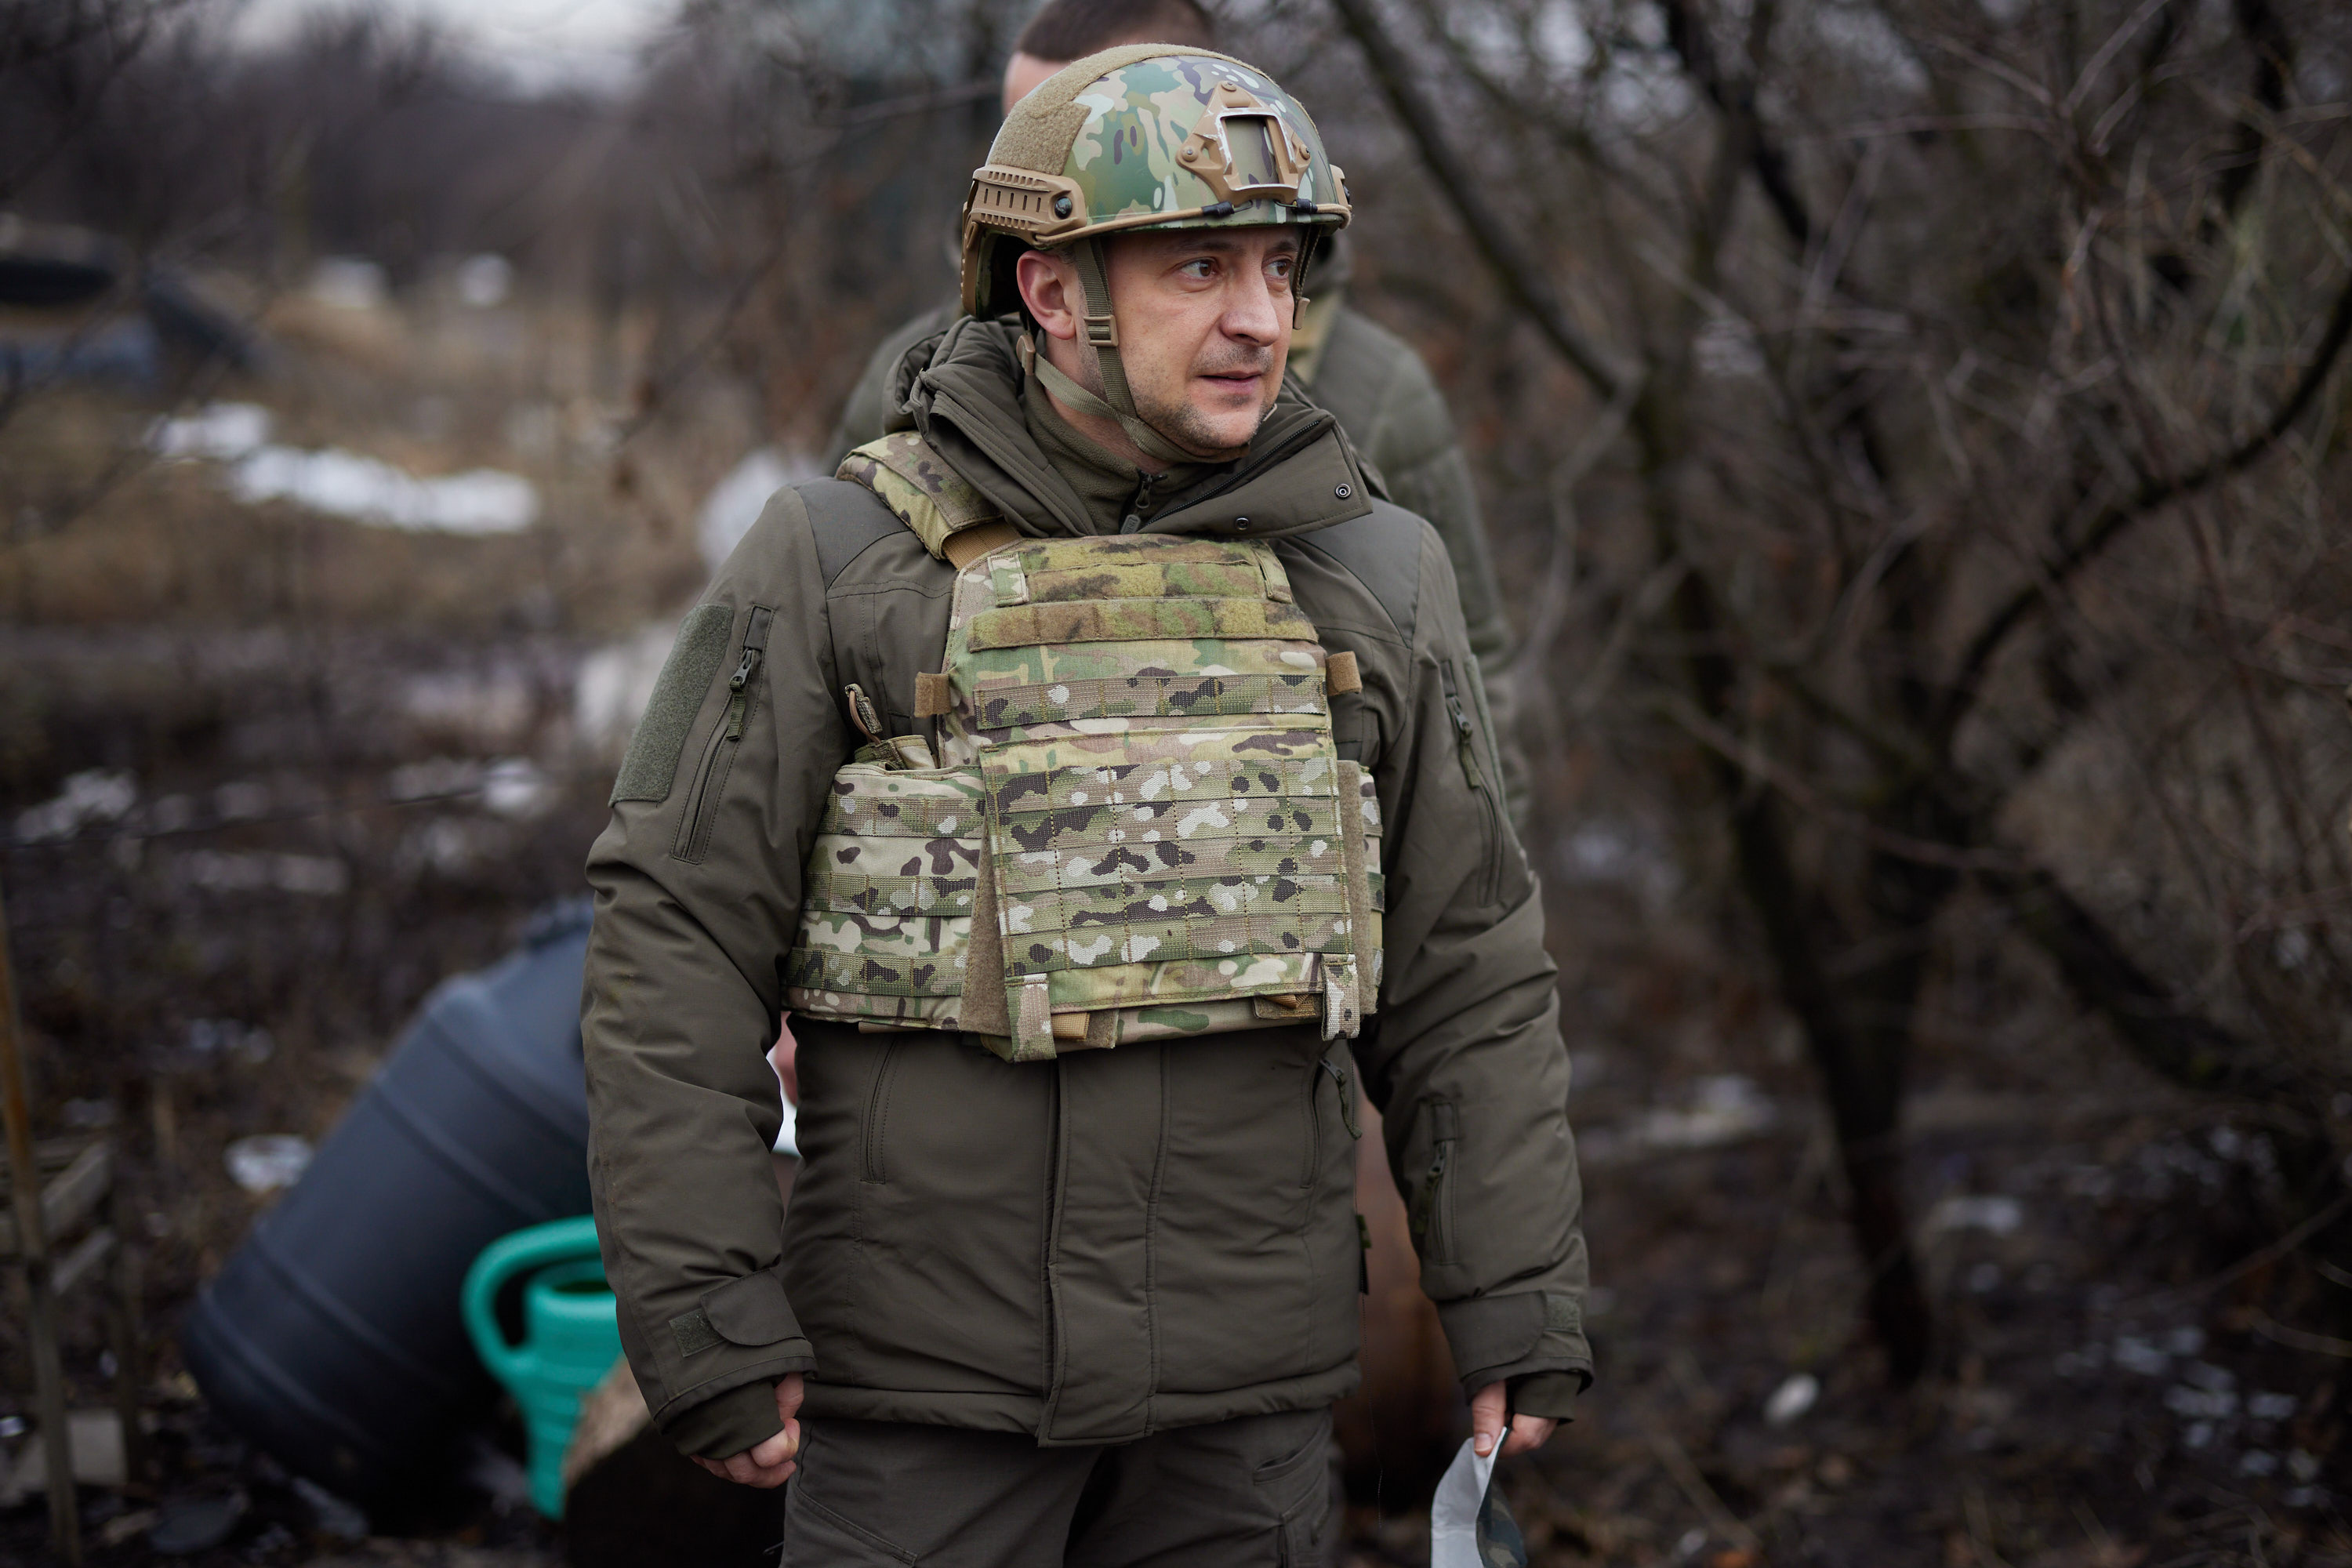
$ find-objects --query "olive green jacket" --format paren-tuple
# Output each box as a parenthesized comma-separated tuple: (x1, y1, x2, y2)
(586, 318, 1588, 1461)
(825, 292, 1530, 826)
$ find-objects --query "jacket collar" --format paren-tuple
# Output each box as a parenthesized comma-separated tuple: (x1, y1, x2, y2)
(890, 317, 1374, 543)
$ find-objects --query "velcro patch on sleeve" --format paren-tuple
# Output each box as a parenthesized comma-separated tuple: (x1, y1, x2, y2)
(612, 604, 735, 804)
(1326, 651, 1362, 694)
(670, 1306, 723, 1358)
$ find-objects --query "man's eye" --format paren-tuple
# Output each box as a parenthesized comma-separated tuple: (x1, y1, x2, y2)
(1180, 260, 1215, 279)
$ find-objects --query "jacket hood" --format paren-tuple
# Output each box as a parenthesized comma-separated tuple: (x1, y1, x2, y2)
(883, 316, 1375, 543)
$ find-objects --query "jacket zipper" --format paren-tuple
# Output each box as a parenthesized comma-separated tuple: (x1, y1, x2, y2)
(1440, 659, 1501, 906)
(673, 606, 774, 862)
(1410, 1100, 1459, 1265)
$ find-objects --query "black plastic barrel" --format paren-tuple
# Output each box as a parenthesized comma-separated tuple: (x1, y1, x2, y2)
(182, 900, 596, 1500)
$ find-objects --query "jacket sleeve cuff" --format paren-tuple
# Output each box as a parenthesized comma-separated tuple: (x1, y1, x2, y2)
(1438, 1291, 1593, 1393)
(663, 1379, 788, 1461)
(1504, 1370, 1584, 1421)
(641, 1268, 817, 1459)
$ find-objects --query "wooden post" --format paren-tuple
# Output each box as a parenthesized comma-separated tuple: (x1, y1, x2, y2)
(0, 879, 82, 1565)
(109, 1177, 145, 1491)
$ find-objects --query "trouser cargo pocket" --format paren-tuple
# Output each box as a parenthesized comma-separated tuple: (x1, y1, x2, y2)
(1253, 1417, 1334, 1567)
(782, 1491, 916, 1566)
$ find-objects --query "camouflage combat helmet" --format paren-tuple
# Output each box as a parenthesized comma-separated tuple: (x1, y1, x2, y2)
(960, 45, 1352, 462)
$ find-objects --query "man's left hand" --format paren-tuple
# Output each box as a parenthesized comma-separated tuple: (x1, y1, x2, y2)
(1470, 1381, 1556, 1458)
(691, 1374, 804, 1487)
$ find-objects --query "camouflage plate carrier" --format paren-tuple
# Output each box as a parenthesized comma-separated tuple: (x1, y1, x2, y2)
(785, 434, 1384, 1063)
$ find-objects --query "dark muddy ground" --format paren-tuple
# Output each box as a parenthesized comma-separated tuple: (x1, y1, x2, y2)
(4, 619, 2343, 1566)
(2, 378, 2347, 1567)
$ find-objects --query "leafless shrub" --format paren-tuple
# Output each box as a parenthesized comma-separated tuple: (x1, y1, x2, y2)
(1283, 0, 2352, 1377)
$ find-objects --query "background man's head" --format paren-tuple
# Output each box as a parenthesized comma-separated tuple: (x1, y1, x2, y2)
(1001, 0, 1218, 112)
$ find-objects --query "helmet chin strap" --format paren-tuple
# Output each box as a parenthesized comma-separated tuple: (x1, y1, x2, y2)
(1034, 238, 1250, 468)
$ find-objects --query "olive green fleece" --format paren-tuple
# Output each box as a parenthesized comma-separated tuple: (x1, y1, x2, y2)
(1019, 379, 1216, 533)
(586, 318, 1589, 1462)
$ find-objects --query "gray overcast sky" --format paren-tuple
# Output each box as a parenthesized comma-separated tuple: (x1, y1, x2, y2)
(235, 0, 674, 92)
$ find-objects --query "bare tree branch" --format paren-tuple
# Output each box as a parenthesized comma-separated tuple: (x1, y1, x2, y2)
(1657, 0, 1814, 249)
(1981, 862, 2307, 1107)
(1942, 263, 2352, 727)
(1325, 0, 1633, 401)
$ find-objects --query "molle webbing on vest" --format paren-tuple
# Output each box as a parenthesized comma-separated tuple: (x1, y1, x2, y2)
(786, 524, 1385, 1060)
(785, 769, 985, 1027)
(837, 432, 1007, 561)
(957, 535, 1371, 1062)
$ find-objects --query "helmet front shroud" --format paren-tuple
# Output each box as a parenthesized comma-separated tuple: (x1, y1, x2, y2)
(960, 46, 1353, 463)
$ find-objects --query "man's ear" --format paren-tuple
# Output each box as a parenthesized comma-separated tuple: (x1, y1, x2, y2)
(1014, 250, 1081, 343)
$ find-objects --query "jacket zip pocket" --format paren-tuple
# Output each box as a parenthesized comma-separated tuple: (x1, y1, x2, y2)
(1409, 1100, 1460, 1265)
(1439, 659, 1501, 906)
(1302, 1053, 1363, 1189)
(1319, 1057, 1362, 1140)
(1300, 1054, 1321, 1189)
(671, 606, 774, 862)
(861, 1036, 902, 1183)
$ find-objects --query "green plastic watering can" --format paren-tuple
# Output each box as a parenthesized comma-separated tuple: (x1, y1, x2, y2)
(461, 1215, 622, 1519)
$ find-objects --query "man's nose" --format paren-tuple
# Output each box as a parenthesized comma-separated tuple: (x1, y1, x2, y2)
(1221, 266, 1283, 345)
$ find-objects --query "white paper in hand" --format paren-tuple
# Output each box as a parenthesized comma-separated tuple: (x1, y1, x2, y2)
(1429, 1438, 1497, 1568)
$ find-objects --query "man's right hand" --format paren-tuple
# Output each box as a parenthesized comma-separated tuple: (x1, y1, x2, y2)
(692, 1374, 804, 1487)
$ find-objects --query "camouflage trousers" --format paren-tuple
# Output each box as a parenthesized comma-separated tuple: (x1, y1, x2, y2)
(779, 1408, 1336, 1567)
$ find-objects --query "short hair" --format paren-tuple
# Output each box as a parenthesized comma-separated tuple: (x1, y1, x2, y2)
(1012, 0, 1218, 60)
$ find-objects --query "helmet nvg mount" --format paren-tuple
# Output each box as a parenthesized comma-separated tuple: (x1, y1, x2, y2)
(960, 45, 1352, 463)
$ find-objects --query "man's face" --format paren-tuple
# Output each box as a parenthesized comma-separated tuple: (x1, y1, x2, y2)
(1098, 227, 1298, 457)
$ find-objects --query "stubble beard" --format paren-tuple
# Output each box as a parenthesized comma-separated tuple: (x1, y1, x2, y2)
(1133, 346, 1276, 460)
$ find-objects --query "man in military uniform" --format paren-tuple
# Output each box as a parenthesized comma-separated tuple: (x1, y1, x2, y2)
(584, 46, 1588, 1564)
(829, 0, 1530, 822)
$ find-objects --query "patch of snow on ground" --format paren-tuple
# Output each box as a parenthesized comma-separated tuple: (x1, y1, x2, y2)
(226, 1134, 314, 1192)
(15, 768, 137, 842)
(309, 257, 387, 310)
(230, 446, 537, 533)
(456, 254, 512, 308)
(1764, 1371, 1819, 1425)
(150, 402, 272, 460)
(699, 446, 812, 573)
(147, 402, 538, 533)
(179, 851, 349, 896)
(1926, 1194, 2025, 1236)
(1630, 1073, 1777, 1150)
(575, 621, 678, 756)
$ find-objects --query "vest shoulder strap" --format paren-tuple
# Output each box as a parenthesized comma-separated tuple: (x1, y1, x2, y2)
(837, 432, 1016, 565)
